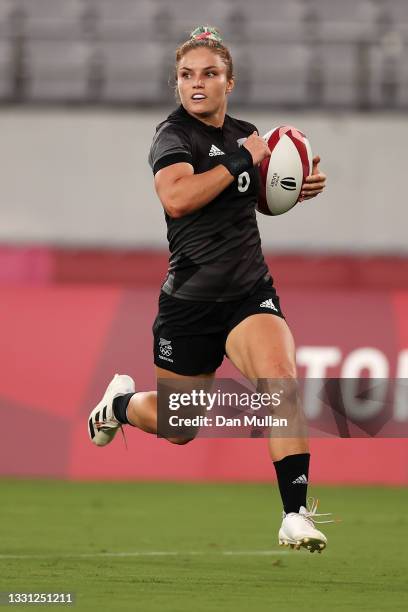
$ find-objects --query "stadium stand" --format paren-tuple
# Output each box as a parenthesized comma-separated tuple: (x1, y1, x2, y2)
(369, 34, 408, 107)
(24, 40, 92, 101)
(0, 0, 14, 36)
(226, 43, 252, 103)
(232, 0, 306, 42)
(99, 40, 173, 103)
(0, 0, 405, 108)
(17, 0, 86, 39)
(307, 0, 379, 42)
(0, 38, 13, 98)
(318, 42, 360, 107)
(246, 42, 311, 106)
(87, 0, 158, 41)
(379, 0, 408, 38)
(169, 1, 231, 43)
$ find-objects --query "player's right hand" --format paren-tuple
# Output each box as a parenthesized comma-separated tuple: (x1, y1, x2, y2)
(243, 131, 271, 166)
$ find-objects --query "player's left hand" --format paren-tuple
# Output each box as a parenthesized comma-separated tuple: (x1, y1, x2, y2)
(299, 155, 326, 202)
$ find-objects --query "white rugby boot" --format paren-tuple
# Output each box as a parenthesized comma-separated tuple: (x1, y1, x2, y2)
(278, 498, 333, 553)
(88, 374, 135, 447)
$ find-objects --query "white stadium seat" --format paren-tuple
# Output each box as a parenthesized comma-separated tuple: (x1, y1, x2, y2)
(99, 41, 171, 102)
(17, 0, 85, 38)
(25, 40, 92, 100)
(398, 44, 408, 106)
(369, 40, 408, 108)
(231, 0, 306, 43)
(87, 0, 158, 40)
(378, 0, 408, 39)
(168, 0, 231, 43)
(0, 0, 14, 37)
(247, 43, 311, 106)
(307, 0, 379, 42)
(317, 43, 359, 107)
(0, 39, 13, 99)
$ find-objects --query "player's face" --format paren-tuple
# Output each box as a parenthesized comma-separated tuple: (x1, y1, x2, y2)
(177, 48, 234, 120)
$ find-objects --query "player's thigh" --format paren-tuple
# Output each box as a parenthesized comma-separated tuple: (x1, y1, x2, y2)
(226, 315, 305, 446)
(225, 313, 297, 380)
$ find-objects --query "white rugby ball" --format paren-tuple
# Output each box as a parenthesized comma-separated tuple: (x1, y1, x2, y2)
(257, 125, 313, 216)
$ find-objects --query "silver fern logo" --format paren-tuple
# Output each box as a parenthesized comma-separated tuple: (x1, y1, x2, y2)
(280, 177, 297, 191)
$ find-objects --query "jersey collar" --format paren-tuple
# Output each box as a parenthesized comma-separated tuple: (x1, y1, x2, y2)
(176, 104, 226, 135)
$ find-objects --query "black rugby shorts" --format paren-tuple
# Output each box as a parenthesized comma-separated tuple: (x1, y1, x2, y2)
(152, 276, 285, 376)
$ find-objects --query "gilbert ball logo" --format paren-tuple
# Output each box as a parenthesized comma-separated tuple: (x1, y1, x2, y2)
(159, 338, 172, 357)
(280, 177, 296, 191)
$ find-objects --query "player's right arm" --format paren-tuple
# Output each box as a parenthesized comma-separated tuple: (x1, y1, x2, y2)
(149, 124, 269, 219)
(154, 163, 234, 218)
(154, 132, 269, 218)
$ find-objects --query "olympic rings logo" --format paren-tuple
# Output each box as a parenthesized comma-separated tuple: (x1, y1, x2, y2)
(160, 346, 172, 357)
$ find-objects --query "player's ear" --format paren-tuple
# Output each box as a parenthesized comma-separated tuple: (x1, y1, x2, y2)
(226, 78, 235, 95)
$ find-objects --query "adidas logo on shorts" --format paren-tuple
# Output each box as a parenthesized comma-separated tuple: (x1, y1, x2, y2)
(259, 298, 278, 312)
(292, 474, 308, 485)
(209, 144, 225, 156)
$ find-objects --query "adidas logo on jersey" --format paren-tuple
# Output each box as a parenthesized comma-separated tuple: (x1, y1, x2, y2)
(209, 144, 225, 156)
(292, 474, 308, 485)
(259, 298, 278, 312)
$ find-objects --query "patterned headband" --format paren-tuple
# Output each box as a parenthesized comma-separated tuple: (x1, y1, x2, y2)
(190, 25, 223, 44)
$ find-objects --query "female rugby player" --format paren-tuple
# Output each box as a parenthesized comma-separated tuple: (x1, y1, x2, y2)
(88, 26, 331, 553)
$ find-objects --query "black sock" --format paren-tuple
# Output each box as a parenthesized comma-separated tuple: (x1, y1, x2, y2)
(112, 393, 135, 425)
(273, 453, 310, 514)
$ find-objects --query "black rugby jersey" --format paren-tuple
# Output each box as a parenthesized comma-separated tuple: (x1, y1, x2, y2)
(148, 104, 269, 301)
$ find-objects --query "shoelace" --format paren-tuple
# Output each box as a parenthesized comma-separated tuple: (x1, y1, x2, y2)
(301, 497, 337, 525)
(119, 425, 128, 450)
(94, 418, 128, 451)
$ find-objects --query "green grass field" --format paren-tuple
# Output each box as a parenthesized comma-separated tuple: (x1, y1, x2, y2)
(1, 480, 407, 611)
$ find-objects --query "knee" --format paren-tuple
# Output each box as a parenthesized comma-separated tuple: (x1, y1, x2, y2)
(261, 360, 297, 380)
(257, 361, 299, 404)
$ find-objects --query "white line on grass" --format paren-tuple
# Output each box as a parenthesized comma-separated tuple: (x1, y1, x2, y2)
(0, 550, 289, 560)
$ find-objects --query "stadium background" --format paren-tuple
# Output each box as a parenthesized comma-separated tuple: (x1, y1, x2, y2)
(1, 3, 408, 611)
(1, 0, 407, 484)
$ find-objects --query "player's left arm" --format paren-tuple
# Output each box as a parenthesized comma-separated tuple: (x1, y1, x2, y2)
(299, 155, 326, 201)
